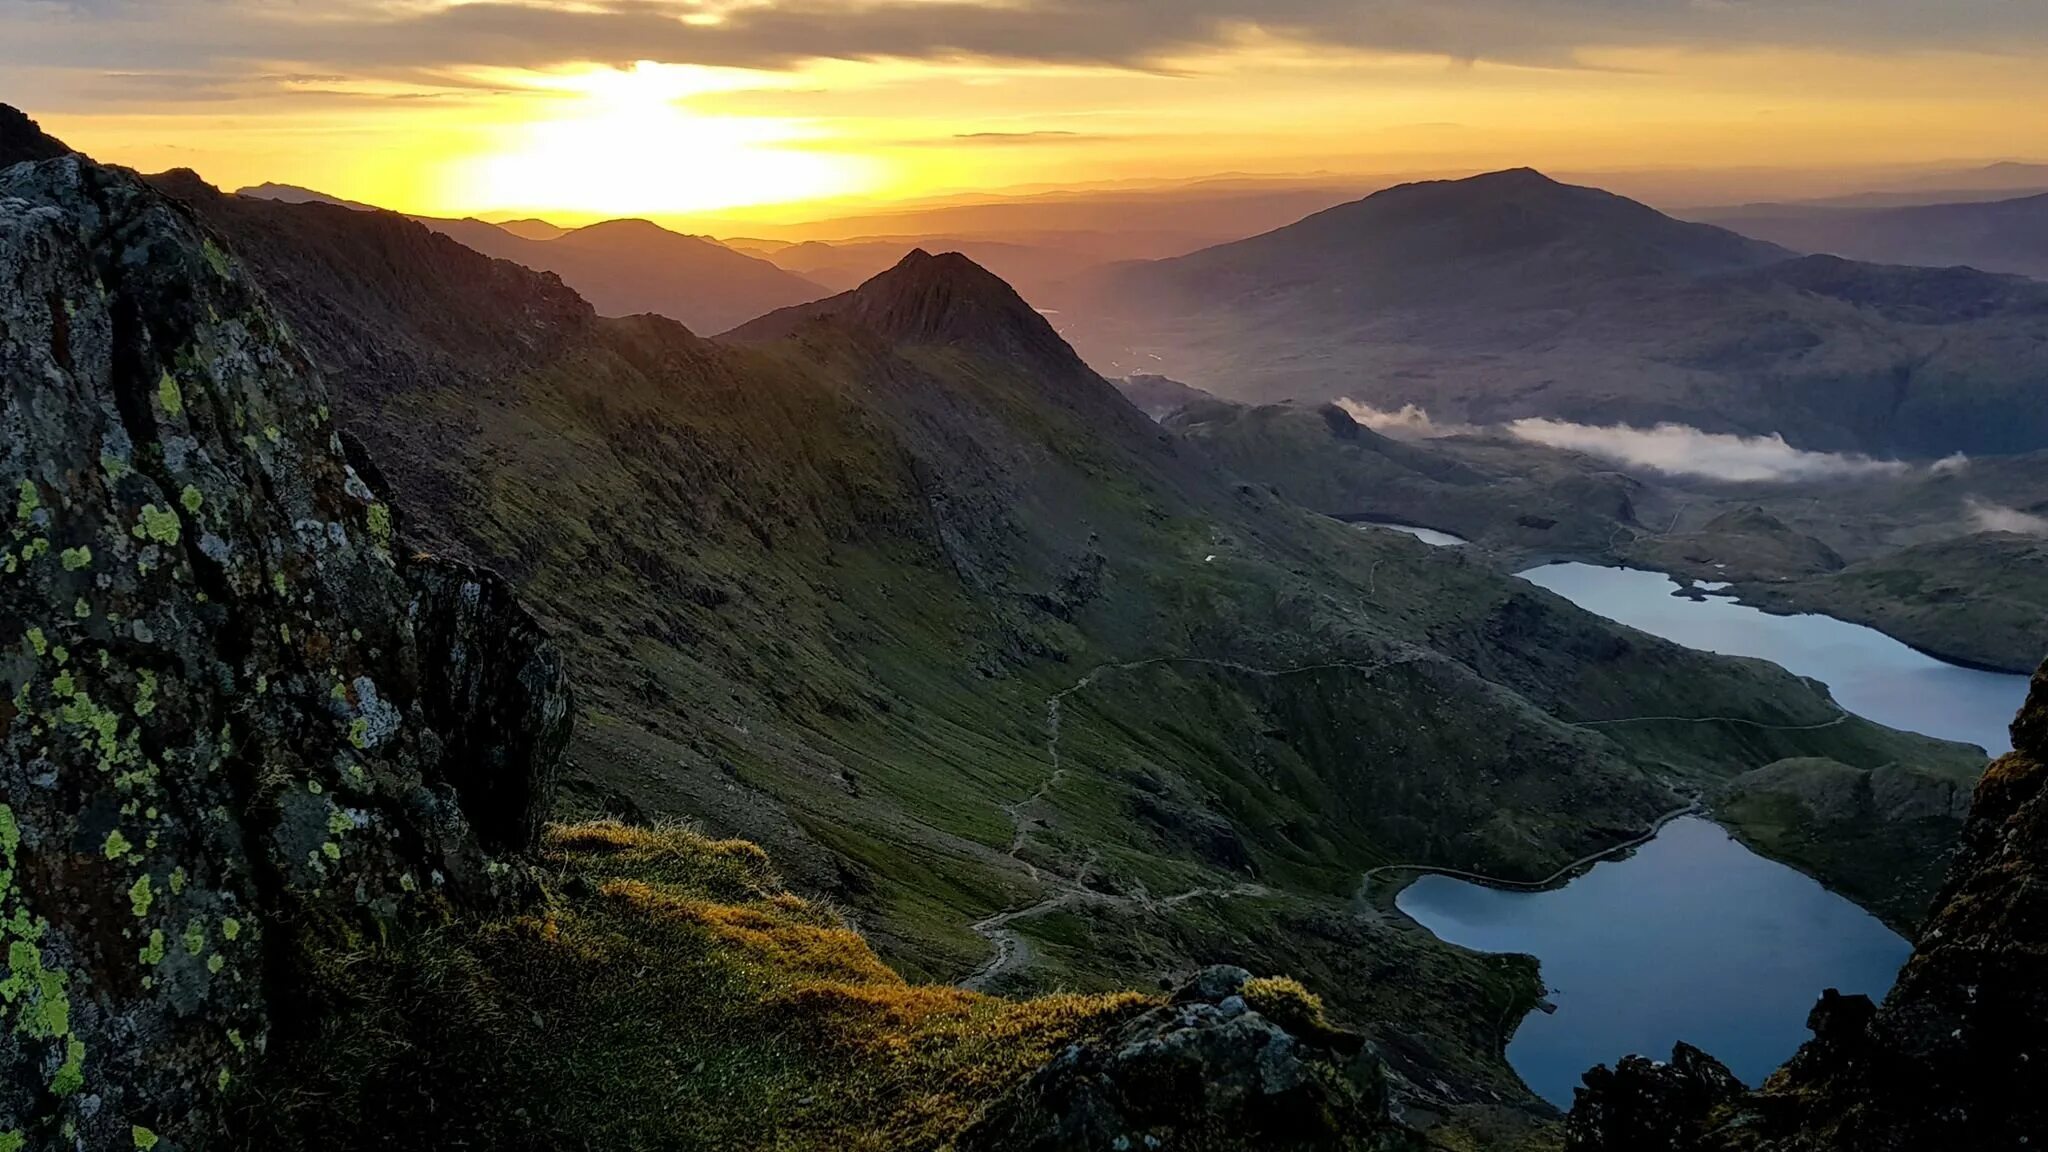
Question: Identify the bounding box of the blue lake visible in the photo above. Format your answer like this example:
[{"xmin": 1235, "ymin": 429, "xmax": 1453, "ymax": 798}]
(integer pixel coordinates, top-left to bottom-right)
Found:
[
  {"xmin": 1397, "ymin": 817, "xmax": 1911, "ymax": 1109},
  {"xmin": 1394, "ymin": 561, "xmax": 2030, "ymax": 1110},
  {"xmin": 1520, "ymin": 562, "xmax": 2029, "ymax": 756}
]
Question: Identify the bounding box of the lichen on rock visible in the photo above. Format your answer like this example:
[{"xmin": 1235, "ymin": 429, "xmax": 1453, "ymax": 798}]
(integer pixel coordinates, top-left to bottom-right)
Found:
[{"xmin": 2, "ymin": 115, "xmax": 569, "ymax": 1149}]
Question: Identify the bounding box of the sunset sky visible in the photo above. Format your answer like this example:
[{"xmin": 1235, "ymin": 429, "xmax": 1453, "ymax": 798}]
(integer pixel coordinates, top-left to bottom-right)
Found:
[{"xmin": 7, "ymin": 1, "xmax": 2048, "ymax": 226}]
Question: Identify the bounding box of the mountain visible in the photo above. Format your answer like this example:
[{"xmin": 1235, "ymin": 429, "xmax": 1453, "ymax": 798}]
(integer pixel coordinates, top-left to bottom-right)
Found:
[
  {"xmin": 740, "ymin": 234, "xmax": 1110, "ymax": 301},
  {"xmin": 1699, "ymin": 191, "xmax": 2048, "ymax": 281},
  {"xmin": 1058, "ymin": 169, "xmax": 2048, "ymax": 458},
  {"xmin": 236, "ymin": 180, "xmax": 381, "ymax": 211},
  {"xmin": 415, "ymin": 214, "xmax": 829, "ymax": 334},
  {"xmin": 493, "ymin": 216, "xmax": 568, "ymax": 240}
]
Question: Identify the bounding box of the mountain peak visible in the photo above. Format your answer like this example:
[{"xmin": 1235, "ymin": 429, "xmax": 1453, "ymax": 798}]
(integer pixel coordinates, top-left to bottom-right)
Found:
[
  {"xmin": 1, "ymin": 103, "xmax": 73, "ymax": 168},
  {"xmin": 727, "ymin": 248, "xmax": 1082, "ymax": 371}
]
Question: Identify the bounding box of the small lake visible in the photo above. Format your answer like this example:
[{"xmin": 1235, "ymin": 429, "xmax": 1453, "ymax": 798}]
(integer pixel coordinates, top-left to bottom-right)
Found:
[
  {"xmin": 1520, "ymin": 562, "xmax": 2030, "ymax": 756},
  {"xmin": 1398, "ymin": 817, "xmax": 1912, "ymax": 1109},
  {"xmin": 1356, "ymin": 520, "xmax": 1468, "ymax": 547}
]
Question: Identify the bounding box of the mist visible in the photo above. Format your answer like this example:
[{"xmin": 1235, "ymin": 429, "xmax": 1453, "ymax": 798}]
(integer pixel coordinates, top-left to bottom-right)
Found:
[
  {"xmin": 1336, "ymin": 399, "xmax": 1917, "ymax": 481},
  {"xmin": 1505, "ymin": 419, "xmax": 1911, "ymax": 482},
  {"xmin": 1334, "ymin": 400, "xmax": 1480, "ymax": 439},
  {"xmin": 1966, "ymin": 498, "xmax": 2048, "ymax": 536}
]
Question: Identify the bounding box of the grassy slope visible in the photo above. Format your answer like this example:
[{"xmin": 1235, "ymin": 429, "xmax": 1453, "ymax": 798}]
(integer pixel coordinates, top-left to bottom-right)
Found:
[
  {"xmin": 173, "ymin": 185, "xmax": 1986, "ymax": 1132},
  {"xmin": 229, "ymin": 821, "xmax": 1155, "ymax": 1151}
]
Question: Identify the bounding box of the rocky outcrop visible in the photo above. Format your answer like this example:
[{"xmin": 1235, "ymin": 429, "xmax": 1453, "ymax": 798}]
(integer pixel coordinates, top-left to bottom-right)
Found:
[
  {"xmin": 1, "ymin": 112, "xmax": 567, "ymax": 1150},
  {"xmin": 955, "ymin": 967, "xmax": 1423, "ymax": 1151},
  {"xmin": 1569, "ymin": 662, "xmax": 2048, "ymax": 1151},
  {"xmin": 1562, "ymin": 1043, "xmax": 1747, "ymax": 1152}
]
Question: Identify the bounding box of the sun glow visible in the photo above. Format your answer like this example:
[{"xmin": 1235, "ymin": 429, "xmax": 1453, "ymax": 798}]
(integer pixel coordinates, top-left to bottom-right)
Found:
[{"xmin": 451, "ymin": 62, "xmax": 875, "ymax": 218}]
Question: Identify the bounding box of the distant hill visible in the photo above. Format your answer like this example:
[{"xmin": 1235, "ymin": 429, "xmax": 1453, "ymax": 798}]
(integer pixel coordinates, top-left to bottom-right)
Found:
[
  {"xmin": 237, "ymin": 181, "xmax": 382, "ymax": 211},
  {"xmin": 1059, "ymin": 169, "xmax": 2048, "ymax": 458},
  {"xmin": 1698, "ymin": 192, "xmax": 2048, "ymax": 281},
  {"xmin": 494, "ymin": 217, "xmax": 569, "ymax": 241},
  {"xmin": 417, "ymin": 215, "xmax": 829, "ymax": 335},
  {"xmin": 234, "ymin": 185, "xmax": 823, "ymax": 333}
]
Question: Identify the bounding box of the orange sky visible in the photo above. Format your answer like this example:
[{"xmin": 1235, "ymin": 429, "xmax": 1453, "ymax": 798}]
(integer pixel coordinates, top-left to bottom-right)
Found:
[{"xmin": 7, "ymin": 2, "xmax": 2048, "ymax": 228}]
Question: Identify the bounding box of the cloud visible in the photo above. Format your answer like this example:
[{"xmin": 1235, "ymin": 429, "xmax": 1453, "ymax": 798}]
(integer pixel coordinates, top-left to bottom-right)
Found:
[
  {"xmin": 1334, "ymin": 399, "xmax": 1480, "ymax": 439},
  {"xmin": 1966, "ymin": 498, "xmax": 2048, "ymax": 536},
  {"xmin": 1504, "ymin": 418, "xmax": 1910, "ymax": 482},
  {"xmin": 7, "ymin": 0, "xmax": 2048, "ymax": 93}
]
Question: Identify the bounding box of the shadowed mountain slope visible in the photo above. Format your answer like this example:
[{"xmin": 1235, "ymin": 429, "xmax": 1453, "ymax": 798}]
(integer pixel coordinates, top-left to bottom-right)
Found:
[{"xmin": 1060, "ymin": 170, "xmax": 2048, "ymax": 457}]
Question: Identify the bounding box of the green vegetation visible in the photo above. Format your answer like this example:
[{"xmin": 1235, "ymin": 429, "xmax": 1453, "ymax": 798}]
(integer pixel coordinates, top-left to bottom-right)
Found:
[{"xmin": 232, "ymin": 821, "xmax": 1152, "ymax": 1151}]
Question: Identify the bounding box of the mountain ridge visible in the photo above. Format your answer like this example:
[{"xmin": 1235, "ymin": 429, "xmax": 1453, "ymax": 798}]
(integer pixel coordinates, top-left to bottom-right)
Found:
[{"xmin": 1056, "ymin": 167, "xmax": 2048, "ymax": 457}]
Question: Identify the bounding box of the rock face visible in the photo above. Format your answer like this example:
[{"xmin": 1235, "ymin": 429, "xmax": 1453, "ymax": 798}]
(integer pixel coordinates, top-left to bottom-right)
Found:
[
  {"xmin": 955, "ymin": 967, "xmax": 1422, "ymax": 1151},
  {"xmin": 1, "ymin": 113, "xmax": 568, "ymax": 1148},
  {"xmin": 1569, "ymin": 662, "xmax": 2048, "ymax": 1151},
  {"xmin": 1562, "ymin": 1043, "xmax": 1746, "ymax": 1152}
]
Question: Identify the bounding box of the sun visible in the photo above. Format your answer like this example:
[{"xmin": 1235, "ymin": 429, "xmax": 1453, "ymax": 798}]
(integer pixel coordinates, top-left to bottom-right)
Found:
[{"xmin": 452, "ymin": 62, "xmax": 872, "ymax": 219}]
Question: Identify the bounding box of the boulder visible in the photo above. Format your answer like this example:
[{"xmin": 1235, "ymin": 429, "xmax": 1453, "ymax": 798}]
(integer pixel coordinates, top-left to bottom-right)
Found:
[{"xmin": 954, "ymin": 967, "xmax": 1422, "ymax": 1151}]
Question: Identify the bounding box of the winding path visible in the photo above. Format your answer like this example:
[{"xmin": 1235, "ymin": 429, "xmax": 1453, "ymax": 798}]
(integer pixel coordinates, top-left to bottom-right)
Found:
[
  {"xmin": 963, "ymin": 653, "xmax": 1418, "ymax": 990},
  {"xmin": 959, "ymin": 652, "xmax": 1851, "ymax": 990}
]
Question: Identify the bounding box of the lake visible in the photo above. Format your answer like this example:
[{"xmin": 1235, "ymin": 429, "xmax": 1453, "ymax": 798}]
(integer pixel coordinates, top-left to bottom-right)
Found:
[
  {"xmin": 1355, "ymin": 520, "xmax": 1468, "ymax": 547},
  {"xmin": 1392, "ymin": 560, "xmax": 2030, "ymax": 1111},
  {"xmin": 1520, "ymin": 562, "xmax": 2029, "ymax": 756},
  {"xmin": 1397, "ymin": 817, "xmax": 1911, "ymax": 1108}
]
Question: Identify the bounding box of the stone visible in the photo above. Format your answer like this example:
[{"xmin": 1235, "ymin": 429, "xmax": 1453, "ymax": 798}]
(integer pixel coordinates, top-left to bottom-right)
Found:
[
  {"xmin": 955, "ymin": 967, "xmax": 1421, "ymax": 1151},
  {"xmin": 0, "ymin": 111, "xmax": 569, "ymax": 1150}
]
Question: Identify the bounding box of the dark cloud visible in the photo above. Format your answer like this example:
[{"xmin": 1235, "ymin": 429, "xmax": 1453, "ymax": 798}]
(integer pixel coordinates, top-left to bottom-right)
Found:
[{"xmin": 5, "ymin": 0, "xmax": 2048, "ymax": 89}]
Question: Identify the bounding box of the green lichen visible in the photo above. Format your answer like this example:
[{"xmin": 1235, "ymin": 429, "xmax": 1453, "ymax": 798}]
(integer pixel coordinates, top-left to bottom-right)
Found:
[
  {"xmin": 273, "ymin": 572, "xmax": 288, "ymax": 598},
  {"xmin": 221, "ymin": 917, "xmax": 242, "ymax": 942},
  {"xmin": 135, "ymin": 504, "xmax": 181, "ymax": 546},
  {"xmin": 264, "ymin": 425, "xmax": 283, "ymax": 445},
  {"xmin": 25, "ymin": 627, "xmax": 46, "ymax": 657},
  {"xmin": 207, "ymin": 953, "xmax": 225, "ymax": 975},
  {"xmin": 133, "ymin": 1125, "xmax": 159, "ymax": 1151},
  {"xmin": 228, "ymin": 1027, "xmax": 246, "ymax": 1052},
  {"xmin": 180, "ymin": 485, "xmax": 204, "ymax": 515},
  {"xmin": 73, "ymin": 597, "xmax": 90, "ymax": 620},
  {"xmin": 326, "ymin": 809, "xmax": 354, "ymax": 836},
  {"xmin": 103, "ymin": 830, "xmax": 132, "ymax": 859},
  {"xmin": 347, "ymin": 717, "xmax": 369, "ymax": 749},
  {"xmin": 14, "ymin": 479, "xmax": 39, "ymax": 522},
  {"xmin": 182, "ymin": 919, "xmax": 206, "ymax": 955},
  {"xmin": 168, "ymin": 867, "xmax": 187, "ymax": 895},
  {"xmin": 321, "ymin": 841, "xmax": 342, "ymax": 862},
  {"xmin": 0, "ymin": 1131, "xmax": 22, "ymax": 1152},
  {"xmin": 157, "ymin": 371, "xmax": 183, "ymax": 417},
  {"xmin": 202, "ymin": 237, "xmax": 232, "ymax": 279},
  {"xmin": 138, "ymin": 929, "xmax": 166, "ymax": 966},
  {"xmin": 101, "ymin": 453, "xmax": 132, "ymax": 482},
  {"xmin": 134, "ymin": 669, "xmax": 157, "ymax": 717},
  {"xmin": 59, "ymin": 546, "xmax": 92, "ymax": 571},
  {"xmin": 128, "ymin": 874, "xmax": 154, "ymax": 918},
  {"xmin": 365, "ymin": 502, "xmax": 394, "ymax": 546},
  {"xmin": 52, "ymin": 1037, "xmax": 85, "ymax": 1096},
  {"xmin": 3, "ymin": 939, "xmax": 72, "ymax": 1039}
]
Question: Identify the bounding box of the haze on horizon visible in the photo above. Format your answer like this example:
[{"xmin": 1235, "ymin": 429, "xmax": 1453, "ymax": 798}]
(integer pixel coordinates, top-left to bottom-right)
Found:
[{"xmin": 8, "ymin": 0, "xmax": 2048, "ymax": 231}]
